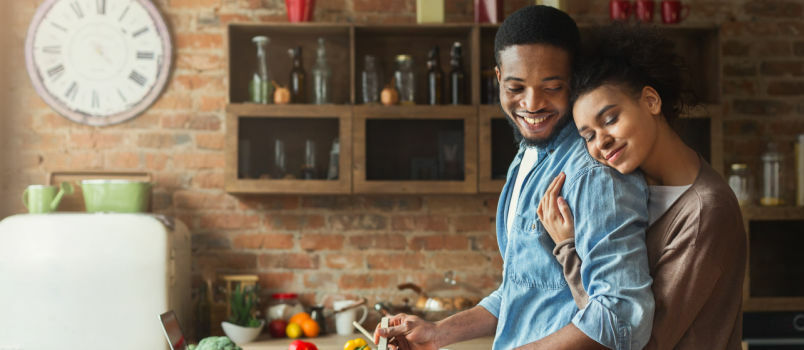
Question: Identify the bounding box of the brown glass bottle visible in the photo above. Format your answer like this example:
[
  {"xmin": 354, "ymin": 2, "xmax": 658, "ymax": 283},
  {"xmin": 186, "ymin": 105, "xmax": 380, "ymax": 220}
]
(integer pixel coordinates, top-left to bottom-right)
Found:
[
  {"xmin": 449, "ymin": 42, "xmax": 466, "ymax": 105},
  {"xmin": 427, "ymin": 46, "xmax": 444, "ymax": 105},
  {"xmin": 288, "ymin": 47, "xmax": 306, "ymax": 103}
]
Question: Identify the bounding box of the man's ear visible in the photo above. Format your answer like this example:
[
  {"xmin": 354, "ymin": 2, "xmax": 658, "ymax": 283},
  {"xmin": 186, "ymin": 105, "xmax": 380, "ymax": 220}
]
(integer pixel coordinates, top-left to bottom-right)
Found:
[
  {"xmin": 641, "ymin": 86, "xmax": 662, "ymax": 116},
  {"xmin": 495, "ymin": 65, "xmax": 501, "ymax": 83}
]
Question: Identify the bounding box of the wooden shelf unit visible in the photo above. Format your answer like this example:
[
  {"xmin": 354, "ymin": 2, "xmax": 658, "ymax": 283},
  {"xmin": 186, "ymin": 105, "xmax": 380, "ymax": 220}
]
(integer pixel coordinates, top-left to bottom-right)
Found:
[{"xmin": 226, "ymin": 23, "xmax": 723, "ymax": 194}]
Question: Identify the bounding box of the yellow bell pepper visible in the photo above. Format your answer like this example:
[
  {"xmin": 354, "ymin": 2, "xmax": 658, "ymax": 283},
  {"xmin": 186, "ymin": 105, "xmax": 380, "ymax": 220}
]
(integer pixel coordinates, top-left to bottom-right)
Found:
[{"xmin": 343, "ymin": 338, "xmax": 369, "ymax": 350}]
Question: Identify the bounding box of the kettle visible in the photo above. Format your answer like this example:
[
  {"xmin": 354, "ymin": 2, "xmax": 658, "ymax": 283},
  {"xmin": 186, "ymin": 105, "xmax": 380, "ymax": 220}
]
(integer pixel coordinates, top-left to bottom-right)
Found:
[{"xmin": 22, "ymin": 182, "xmax": 74, "ymax": 213}]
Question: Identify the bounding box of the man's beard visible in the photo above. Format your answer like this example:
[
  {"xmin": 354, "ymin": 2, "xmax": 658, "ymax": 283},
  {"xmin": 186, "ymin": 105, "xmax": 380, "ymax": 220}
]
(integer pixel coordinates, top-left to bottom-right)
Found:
[{"xmin": 506, "ymin": 112, "xmax": 571, "ymax": 148}]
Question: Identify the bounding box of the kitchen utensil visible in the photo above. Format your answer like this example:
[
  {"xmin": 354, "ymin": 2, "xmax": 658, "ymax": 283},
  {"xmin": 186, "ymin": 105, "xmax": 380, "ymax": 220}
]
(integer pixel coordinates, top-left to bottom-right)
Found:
[
  {"xmin": 48, "ymin": 171, "xmax": 151, "ymax": 212},
  {"xmin": 333, "ymin": 299, "xmax": 368, "ymax": 335},
  {"xmin": 22, "ymin": 181, "xmax": 73, "ymax": 213},
  {"xmin": 81, "ymin": 179, "xmax": 151, "ymax": 213},
  {"xmin": 351, "ymin": 321, "xmax": 374, "ymax": 343}
]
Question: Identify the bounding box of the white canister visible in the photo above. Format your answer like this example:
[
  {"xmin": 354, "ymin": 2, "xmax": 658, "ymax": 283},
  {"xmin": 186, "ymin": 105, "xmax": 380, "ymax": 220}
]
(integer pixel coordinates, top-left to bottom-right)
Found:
[{"xmin": 797, "ymin": 134, "xmax": 804, "ymax": 206}]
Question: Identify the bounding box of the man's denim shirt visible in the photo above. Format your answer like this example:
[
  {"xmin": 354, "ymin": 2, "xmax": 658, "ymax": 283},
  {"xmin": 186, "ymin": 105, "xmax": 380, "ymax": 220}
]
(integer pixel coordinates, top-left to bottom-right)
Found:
[{"xmin": 478, "ymin": 121, "xmax": 654, "ymax": 350}]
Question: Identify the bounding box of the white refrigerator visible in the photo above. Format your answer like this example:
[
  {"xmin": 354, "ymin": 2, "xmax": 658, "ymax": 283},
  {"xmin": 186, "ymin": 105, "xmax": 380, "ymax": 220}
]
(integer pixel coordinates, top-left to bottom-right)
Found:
[{"xmin": 0, "ymin": 213, "xmax": 191, "ymax": 350}]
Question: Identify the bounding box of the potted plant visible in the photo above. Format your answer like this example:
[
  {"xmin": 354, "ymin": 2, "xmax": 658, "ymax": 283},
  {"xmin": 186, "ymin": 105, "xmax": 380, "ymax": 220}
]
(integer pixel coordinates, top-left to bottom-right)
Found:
[{"xmin": 221, "ymin": 285, "xmax": 265, "ymax": 344}]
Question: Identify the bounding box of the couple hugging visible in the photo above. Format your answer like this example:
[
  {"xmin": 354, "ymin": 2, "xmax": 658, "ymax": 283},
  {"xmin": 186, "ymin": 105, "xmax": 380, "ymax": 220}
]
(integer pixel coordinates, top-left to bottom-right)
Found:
[{"xmin": 375, "ymin": 5, "xmax": 746, "ymax": 350}]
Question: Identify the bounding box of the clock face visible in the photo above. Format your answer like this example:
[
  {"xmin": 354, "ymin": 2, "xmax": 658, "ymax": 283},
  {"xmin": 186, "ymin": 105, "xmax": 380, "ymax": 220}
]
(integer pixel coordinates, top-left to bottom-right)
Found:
[{"xmin": 25, "ymin": 0, "xmax": 172, "ymax": 126}]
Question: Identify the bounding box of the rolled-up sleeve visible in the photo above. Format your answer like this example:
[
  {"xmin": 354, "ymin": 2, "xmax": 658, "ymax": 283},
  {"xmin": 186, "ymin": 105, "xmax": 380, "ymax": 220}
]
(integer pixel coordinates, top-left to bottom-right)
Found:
[
  {"xmin": 478, "ymin": 284, "xmax": 503, "ymax": 318},
  {"xmin": 564, "ymin": 166, "xmax": 654, "ymax": 350}
]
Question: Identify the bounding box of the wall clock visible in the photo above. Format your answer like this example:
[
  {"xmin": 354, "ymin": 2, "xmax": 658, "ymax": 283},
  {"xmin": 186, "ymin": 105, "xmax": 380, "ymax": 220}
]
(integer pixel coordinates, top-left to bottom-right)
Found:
[{"xmin": 25, "ymin": 0, "xmax": 172, "ymax": 126}]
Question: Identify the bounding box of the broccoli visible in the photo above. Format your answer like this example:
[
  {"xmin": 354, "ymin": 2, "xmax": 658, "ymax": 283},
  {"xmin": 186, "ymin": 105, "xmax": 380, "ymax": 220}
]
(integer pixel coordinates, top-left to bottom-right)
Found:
[{"xmin": 187, "ymin": 336, "xmax": 243, "ymax": 350}]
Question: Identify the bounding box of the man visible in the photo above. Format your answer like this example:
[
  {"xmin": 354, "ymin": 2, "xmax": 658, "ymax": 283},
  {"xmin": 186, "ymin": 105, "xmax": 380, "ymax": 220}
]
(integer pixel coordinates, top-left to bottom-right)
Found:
[{"xmin": 375, "ymin": 6, "xmax": 654, "ymax": 350}]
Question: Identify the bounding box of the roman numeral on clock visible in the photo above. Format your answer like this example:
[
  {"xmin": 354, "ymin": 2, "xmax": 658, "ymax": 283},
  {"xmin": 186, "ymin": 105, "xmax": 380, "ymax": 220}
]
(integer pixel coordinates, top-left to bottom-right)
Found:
[
  {"xmin": 96, "ymin": 0, "xmax": 106, "ymax": 15},
  {"xmin": 92, "ymin": 90, "xmax": 100, "ymax": 109},
  {"xmin": 137, "ymin": 51, "xmax": 154, "ymax": 60},
  {"xmin": 132, "ymin": 27, "xmax": 149, "ymax": 38},
  {"xmin": 65, "ymin": 81, "xmax": 78, "ymax": 101},
  {"xmin": 70, "ymin": 1, "xmax": 84, "ymax": 19},
  {"xmin": 129, "ymin": 71, "xmax": 147, "ymax": 86},
  {"xmin": 47, "ymin": 64, "xmax": 65, "ymax": 79},
  {"xmin": 42, "ymin": 45, "xmax": 61, "ymax": 54}
]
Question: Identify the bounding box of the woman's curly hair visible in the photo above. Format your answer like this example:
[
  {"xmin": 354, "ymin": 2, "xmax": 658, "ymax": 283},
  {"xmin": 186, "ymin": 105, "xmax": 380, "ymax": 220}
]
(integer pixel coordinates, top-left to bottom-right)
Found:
[{"xmin": 570, "ymin": 23, "xmax": 697, "ymax": 121}]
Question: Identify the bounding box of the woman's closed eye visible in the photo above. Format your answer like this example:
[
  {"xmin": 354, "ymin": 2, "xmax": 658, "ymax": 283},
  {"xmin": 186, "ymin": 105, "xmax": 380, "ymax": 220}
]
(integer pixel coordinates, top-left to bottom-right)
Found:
[
  {"xmin": 603, "ymin": 113, "xmax": 619, "ymax": 125},
  {"xmin": 582, "ymin": 132, "xmax": 595, "ymax": 143}
]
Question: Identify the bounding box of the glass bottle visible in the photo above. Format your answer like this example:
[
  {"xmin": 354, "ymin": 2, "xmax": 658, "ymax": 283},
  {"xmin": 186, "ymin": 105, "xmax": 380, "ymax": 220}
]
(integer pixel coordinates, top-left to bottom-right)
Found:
[
  {"xmin": 327, "ymin": 138, "xmax": 340, "ymax": 180},
  {"xmin": 302, "ymin": 139, "xmax": 317, "ymax": 179},
  {"xmin": 394, "ymin": 54, "xmax": 415, "ymax": 105},
  {"xmin": 728, "ymin": 163, "xmax": 751, "ymax": 206},
  {"xmin": 449, "ymin": 42, "xmax": 466, "ymax": 105},
  {"xmin": 249, "ymin": 36, "xmax": 273, "ymax": 104},
  {"xmin": 361, "ymin": 55, "xmax": 380, "ymax": 104},
  {"xmin": 311, "ymin": 38, "xmax": 332, "ymax": 104},
  {"xmin": 288, "ymin": 46, "xmax": 306, "ymax": 103},
  {"xmin": 760, "ymin": 142, "xmax": 784, "ymax": 206},
  {"xmin": 427, "ymin": 46, "xmax": 444, "ymax": 105},
  {"xmin": 272, "ymin": 139, "xmax": 286, "ymax": 179}
]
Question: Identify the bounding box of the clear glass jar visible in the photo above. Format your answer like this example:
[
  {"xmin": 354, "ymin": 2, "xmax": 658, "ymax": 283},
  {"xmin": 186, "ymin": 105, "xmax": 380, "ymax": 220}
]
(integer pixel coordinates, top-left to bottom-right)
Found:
[
  {"xmin": 394, "ymin": 54, "xmax": 415, "ymax": 105},
  {"xmin": 249, "ymin": 36, "xmax": 273, "ymax": 104},
  {"xmin": 361, "ymin": 55, "xmax": 379, "ymax": 104},
  {"xmin": 266, "ymin": 293, "xmax": 303, "ymax": 321},
  {"xmin": 728, "ymin": 163, "xmax": 751, "ymax": 206},
  {"xmin": 311, "ymin": 37, "xmax": 331, "ymax": 104},
  {"xmin": 761, "ymin": 143, "xmax": 784, "ymax": 206}
]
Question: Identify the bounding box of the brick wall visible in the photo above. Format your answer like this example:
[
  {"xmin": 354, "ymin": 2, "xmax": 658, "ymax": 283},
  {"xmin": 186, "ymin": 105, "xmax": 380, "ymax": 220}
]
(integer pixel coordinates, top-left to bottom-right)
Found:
[{"xmin": 1, "ymin": 0, "xmax": 802, "ymax": 331}]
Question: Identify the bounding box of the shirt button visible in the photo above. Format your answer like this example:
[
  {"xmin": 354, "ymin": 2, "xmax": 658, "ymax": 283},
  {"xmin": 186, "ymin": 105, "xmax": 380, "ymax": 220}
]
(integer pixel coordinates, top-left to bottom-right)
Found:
[{"xmin": 531, "ymin": 224, "xmax": 536, "ymax": 230}]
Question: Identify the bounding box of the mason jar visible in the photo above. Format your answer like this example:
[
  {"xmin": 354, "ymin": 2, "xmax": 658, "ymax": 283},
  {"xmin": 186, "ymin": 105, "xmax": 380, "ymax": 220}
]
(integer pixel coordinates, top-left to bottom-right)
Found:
[{"xmin": 394, "ymin": 55, "xmax": 415, "ymax": 105}]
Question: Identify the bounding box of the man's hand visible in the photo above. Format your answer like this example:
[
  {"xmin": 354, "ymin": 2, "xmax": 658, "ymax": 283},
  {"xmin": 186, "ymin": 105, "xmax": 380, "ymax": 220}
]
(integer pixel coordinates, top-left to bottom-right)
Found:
[{"xmin": 373, "ymin": 313, "xmax": 439, "ymax": 350}]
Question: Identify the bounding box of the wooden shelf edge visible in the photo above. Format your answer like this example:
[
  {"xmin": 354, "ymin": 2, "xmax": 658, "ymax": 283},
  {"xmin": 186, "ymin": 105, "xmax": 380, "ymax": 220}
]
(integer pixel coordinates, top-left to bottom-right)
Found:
[
  {"xmin": 226, "ymin": 103, "xmax": 352, "ymax": 116},
  {"xmin": 743, "ymin": 297, "xmax": 804, "ymax": 312},
  {"xmin": 225, "ymin": 180, "xmax": 351, "ymax": 195},
  {"xmin": 741, "ymin": 205, "xmax": 804, "ymax": 221}
]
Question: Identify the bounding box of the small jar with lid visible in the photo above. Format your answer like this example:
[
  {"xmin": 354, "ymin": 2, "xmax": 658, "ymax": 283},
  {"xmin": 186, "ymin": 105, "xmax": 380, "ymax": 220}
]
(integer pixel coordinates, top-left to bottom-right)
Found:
[
  {"xmin": 728, "ymin": 163, "xmax": 752, "ymax": 206},
  {"xmin": 760, "ymin": 143, "xmax": 784, "ymax": 206},
  {"xmin": 394, "ymin": 54, "xmax": 415, "ymax": 105},
  {"xmin": 266, "ymin": 293, "xmax": 304, "ymax": 321}
]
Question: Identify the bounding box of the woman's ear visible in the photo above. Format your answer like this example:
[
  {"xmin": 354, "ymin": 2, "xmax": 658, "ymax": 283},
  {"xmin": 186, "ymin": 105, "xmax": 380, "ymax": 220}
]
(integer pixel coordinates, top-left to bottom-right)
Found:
[{"xmin": 641, "ymin": 86, "xmax": 662, "ymax": 116}]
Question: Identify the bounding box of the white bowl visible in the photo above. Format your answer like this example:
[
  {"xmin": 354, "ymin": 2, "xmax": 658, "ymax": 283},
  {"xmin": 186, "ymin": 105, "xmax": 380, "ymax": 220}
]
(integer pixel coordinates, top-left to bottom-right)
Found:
[{"xmin": 221, "ymin": 320, "xmax": 265, "ymax": 344}]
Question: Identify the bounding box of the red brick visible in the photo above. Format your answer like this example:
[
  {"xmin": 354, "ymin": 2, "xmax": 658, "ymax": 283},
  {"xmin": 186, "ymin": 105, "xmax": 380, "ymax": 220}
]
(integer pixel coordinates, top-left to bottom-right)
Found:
[
  {"xmin": 189, "ymin": 115, "xmax": 222, "ymax": 130},
  {"xmin": 153, "ymin": 172, "xmax": 190, "ymax": 189},
  {"xmin": 38, "ymin": 112, "xmax": 74, "ymax": 129},
  {"xmin": 743, "ymin": 1, "xmax": 802, "ymax": 18},
  {"xmin": 176, "ymin": 53, "xmax": 224, "ymax": 71},
  {"xmin": 174, "ymin": 74, "xmax": 223, "ymax": 91},
  {"xmin": 198, "ymin": 253, "xmax": 257, "ymax": 270},
  {"xmin": 170, "ymin": 0, "xmax": 221, "ymax": 8},
  {"xmin": 237, "ymin": 196, "xmax": 300, "ymax": 210},
  {"xmin": 199, "ymin": 95, "xmax": 226, "ymax": 112},
  {"xmin": 723, "ymin": 62, "xmax": 756, "ymax": 77},
  {"xmin": 29, "ymin": 133, "xmax": 66, "ymax": 151},
  {"xmin": 761, "ymin": 61, "xmax": 804, "ymax": 77},
  {"xmin": 723, "ymin": 79, "xmax": 758, "ymax": 95},
  {"xmin": 426, "ymin": 196, "xmax": 487, "ymax": 213},
  {"xmin": 348, "ymin": 234, "xmax": 407, "ymax": 250},
  {"xmin": 69, "ymin": 132, "xmax": 124, "ymax": 149},
  {"xmin": 471, "ymin": 234, "xmax": 499, "ymax": 252},
  {"xmin": 219, "ymin": 13, "xmax": 253, "ymax": 24},
  {"xmin": 453, "ymin": 215, "xmax": 494, "ymax": 232},
  {"xmin": 258, "ymin": 272, "xmax": 296, "ymax": 291},
  {"xmin": 431, "ymin": 252, "xmax": 489, "ymax": 270},
  {"xmin": 767, "ymin": 81, "xmax": 804, "ymax": 95},
  {"xmin": 200, "ymin": 213, "xmax": 260, "ymax": 229},
  {"xmin": 354, "ymin": 0, "xmax": 411, "ymax": 12},
  {"xmin": 391, "ymin": 215, "xmax": 449, "ymax": 232},
  {"xmin": 330, "ymin": 214, "xmax": 388, "ymax": 230},
  {"xmin": 300, "ymin": 234, "xmax": 344, "ymax": 250},
  {"xmin": 232, "ymin": 233, "xmax": 294, "ymax": 249},
  {"xmin": 324, "ymin": 253, "xmax": 365, "ymax": 269},
  {"xmin": 265, "ymin": 214, "xmax": 326, "ymax": 231},
  {"xmin": 754, "ymin": 40, "xmax": 793, "ymax": 56},
  {"xmin": 410, "ymin": 235, "xmax": 469, "ymax": 250},
  {"xmin": 174, "ymin": 153, "xmax": 225, "ymax": 169},
  {"xmin": 138, "ymin": 133, "xmax": 176, "ymax": 148},
  {"xmin": 196, "ymin": 133, "xmax": 225, "ymax": 150},
  {"xmin": 732, "ymin": 99, "xmax": 793, "ymax": 116},
  {"xmin": 338, "ymin": 273, "xmax": 396, "ymax": 290},
  {"xmin": 722, "ymin": 40, "xmax": 750, "ymax": 57},
  {"xmin": 70, "ymin": 152, "xmax": 104, "ymax": 168},
  {"xmin": 192, "ymin": 172, "xmax": 224, "ymax": 189},
  {"xmin": 175, "ymin": 191, "xmax": 237, "ymax": 210},
  {"xmin": 366, "ymin": 252, "xmax": 425, "ymax": 270},
  {"xmin": 151, "ymin": 93, "xmax": 193, "ymax": 110},
  {"xmin": 145, "ymin": 153, "xmax": 170, "ymax": 171},
  {"xmin": 107, "ymin": 152, "xmax": 140, "ymax": 169},
  {"xmin": 303, "ymin": 273, "xmax": 338, "ymax": 289},
  {"xmin": 176, "ymin": 33, "xmax": 224, "ymax": 50},
  {"xmin": 302, "ymin": 196, "xmax": 358, "ymax": 210},
  {"xmin": 259, "ymin": 253, "xmax": 319, "ymax": 269}
]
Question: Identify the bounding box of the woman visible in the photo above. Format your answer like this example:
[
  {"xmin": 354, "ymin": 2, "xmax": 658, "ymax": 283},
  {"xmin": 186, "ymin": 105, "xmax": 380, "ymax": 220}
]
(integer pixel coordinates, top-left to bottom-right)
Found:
[{"xmin": 536, "ymin": 25, "xmax": 746, "ymax": 349}]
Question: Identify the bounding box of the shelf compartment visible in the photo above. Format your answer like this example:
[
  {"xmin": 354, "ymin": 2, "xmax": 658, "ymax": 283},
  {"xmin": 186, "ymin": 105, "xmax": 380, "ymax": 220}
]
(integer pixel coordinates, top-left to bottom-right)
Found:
[
  {"xmin": 353, "ymin": 25, "xmax": 479, "ymax": 106},
  {"xmin": 353, "ymin": 105, "xmax": 477, "ymax": 194},
  {"xmin": 744, "ymin": 220, "xmax": 804, "ymax": 311},
  {"xmin": 225, "ymin": 104, "xmax": 352, "ymax": 194},
  {"xmin": 227, "ymin": 24, "xmax": 352, "ymax": 104},
  {"xmin": 478, "ymin": 105, "xmax": 517, "ymax": 193}
]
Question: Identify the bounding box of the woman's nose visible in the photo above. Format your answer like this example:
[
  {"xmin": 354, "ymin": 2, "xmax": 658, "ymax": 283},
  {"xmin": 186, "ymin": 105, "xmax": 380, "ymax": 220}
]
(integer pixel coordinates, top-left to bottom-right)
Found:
[{"xmin": 596, "ymin": 133, "xmax": 614, "ymax": 151}]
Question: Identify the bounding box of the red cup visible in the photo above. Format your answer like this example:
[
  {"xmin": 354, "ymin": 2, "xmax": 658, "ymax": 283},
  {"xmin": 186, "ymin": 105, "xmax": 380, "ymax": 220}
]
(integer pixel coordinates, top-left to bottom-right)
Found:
[
  {"xmin": 635, "ymin": 0, "xmax": 655, "ymax": 22},
  {"xmin": 474, "ymin": 0, "xmax": 503, "ymax": 24},
  {"xmin": 661, "ymin": 0, "xmax": 689, "ymax": 24},
  {"xmin": 610, "ymin": 0, "xmax": 632, "ymax": 21},
  {"xmin": 286, "ymin": 0, "xmax": 315, "ymax": 22}
]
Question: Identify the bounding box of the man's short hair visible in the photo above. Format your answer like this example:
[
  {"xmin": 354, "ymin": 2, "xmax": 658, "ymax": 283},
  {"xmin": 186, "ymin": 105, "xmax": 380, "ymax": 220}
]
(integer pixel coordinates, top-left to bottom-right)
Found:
[{"xmin": 494, "ymin": 5, "xmax": 580, "ymax": 66}]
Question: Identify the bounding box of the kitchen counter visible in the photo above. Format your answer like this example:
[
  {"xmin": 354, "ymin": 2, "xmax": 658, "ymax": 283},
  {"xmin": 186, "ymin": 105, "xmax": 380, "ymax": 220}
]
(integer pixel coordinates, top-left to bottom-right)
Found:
[{"xmin": 242, "ymin": 334, "xmax": 494, "ymax": 350}]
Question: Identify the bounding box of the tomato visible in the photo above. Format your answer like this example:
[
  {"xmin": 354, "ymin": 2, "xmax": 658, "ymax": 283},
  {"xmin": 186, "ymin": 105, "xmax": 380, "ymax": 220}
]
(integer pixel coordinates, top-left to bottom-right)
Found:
[{"xmin": 289, "ymin": 339, "xmax": 318, "ymax": 350}]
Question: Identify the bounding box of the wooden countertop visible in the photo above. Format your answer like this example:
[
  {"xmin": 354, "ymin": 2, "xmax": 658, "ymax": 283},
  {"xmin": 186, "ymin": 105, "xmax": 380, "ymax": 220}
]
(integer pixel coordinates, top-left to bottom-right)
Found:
[{"xmin": 242, "ymin": 333, "xmax": 494, "ymax": 350}]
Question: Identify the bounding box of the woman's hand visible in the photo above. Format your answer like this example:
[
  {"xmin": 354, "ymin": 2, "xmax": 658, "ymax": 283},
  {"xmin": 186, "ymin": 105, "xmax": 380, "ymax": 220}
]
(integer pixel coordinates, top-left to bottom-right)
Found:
[{"xmin": 537, "ymin": 172, "xmax": 576, "ymax": 243}]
